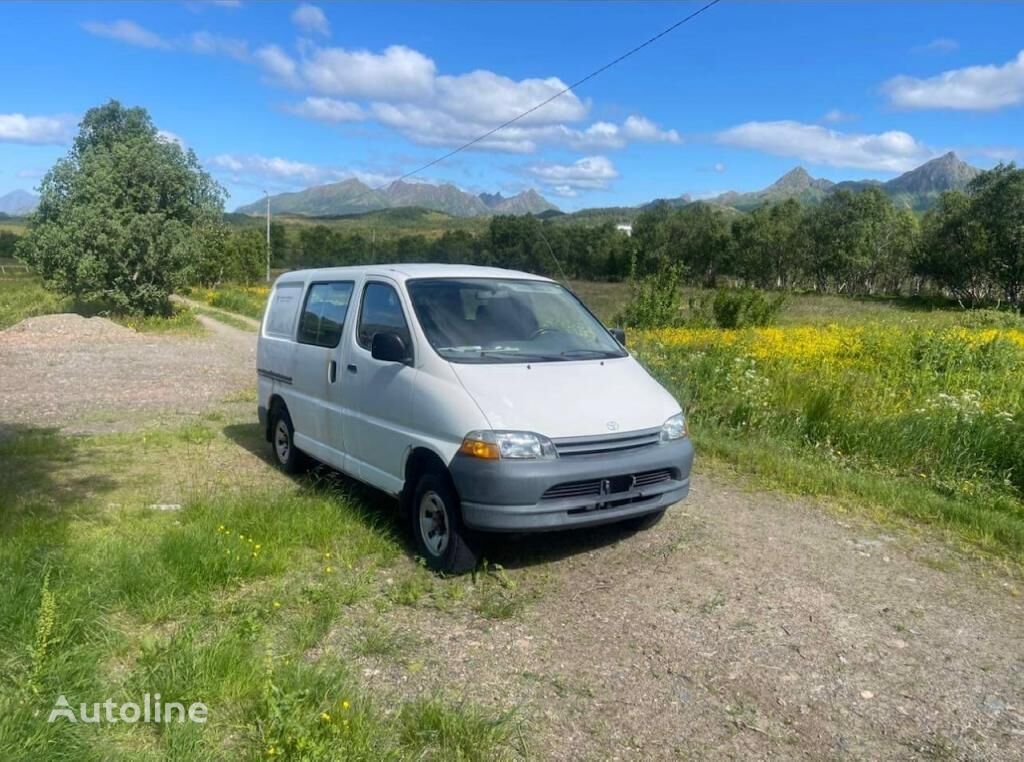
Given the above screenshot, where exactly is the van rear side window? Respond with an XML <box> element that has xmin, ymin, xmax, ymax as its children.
<box><xmin>265</xmin><ymin>282</ymin><xmax>303</xmax><ymax>339</ymax></box>
<box><xmin>298</xmin><ymin>281</ymin><xmax>354</xmax><ymax>348</ymax></box>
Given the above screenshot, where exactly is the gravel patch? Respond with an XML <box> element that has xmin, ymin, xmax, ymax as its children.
<box><xmin>324</xmin><ymin>476</ymin><xmax>1024</xmax><ymax>760</ymax></box>
<box><xmin>0</xmin><ymin>313</ymin><xmax>255</xmax><ymax>434</ymax></box>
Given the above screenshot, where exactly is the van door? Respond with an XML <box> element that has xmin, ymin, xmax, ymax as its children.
<box><xmin>338</xmin><ymin>279</ymin><xmax>417</xmax><ymax>493</ymax></box>
<box><xmin>290</xmin><ymin>280</ymin><xmax>354</xmax><ymax>466</ymax></box>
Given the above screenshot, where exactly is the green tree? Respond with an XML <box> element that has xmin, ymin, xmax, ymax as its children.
<box><xmin>17</xmin><ymin>100</ymin><xmax>225</xmax><ymax>314</ymax></box>
<box><xmin>968</xmin><ymin>163</ymin><xmax>1024</xmax><ymax>308</ymax></box>
<box><xmin>731</xmin><ymin>199</ymin><xmax>807</xmax><ymax>288</ymax></box>
<box><xmin>917</xmin><ymin>191</ymin><xmax>990</xmax><ymax>306</ymax></box>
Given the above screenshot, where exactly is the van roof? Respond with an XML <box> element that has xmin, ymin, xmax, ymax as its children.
<box><xmin>273</xmin><ymin>263</ymin><xmax>554</xmax><ymax>286</ymax></box>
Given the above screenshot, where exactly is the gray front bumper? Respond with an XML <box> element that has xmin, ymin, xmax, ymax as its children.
<box><xmin>450</xmin><ymin>437</ymin><xmax>694</xmax><ymax>532</ymax></box>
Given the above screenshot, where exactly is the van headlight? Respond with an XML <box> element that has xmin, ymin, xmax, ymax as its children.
<box><xmin>660</xmin><ymin>413</ymin><xmax>687</xmax><ymax>441</ymax></box>
<box><xmin>459</xmin><ymin>430</ymin><xmax>558</xmax><ymax>460</ymax></box>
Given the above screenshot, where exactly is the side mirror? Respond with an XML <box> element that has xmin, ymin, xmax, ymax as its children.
<box><xmin>371</xmin><ymin>331</ymin><xmax>409</xmax><ymax>363</ymax></box>
<box><xmin>610</xmin><ymin>327</ymin><xmax>627</xmax><ymax>347</ymax></box>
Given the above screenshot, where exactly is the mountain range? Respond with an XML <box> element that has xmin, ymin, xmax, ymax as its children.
<box><xmin>0</xmin><ymin>189</ymin><xmax>39</xmax><ymax>216</ymax></box>
<box><xmin>235</xmin><ymin>179</ymin><xmax>559</xmax><ymax>218</ymax></box>
<box><xmin>702</xmin><ymin>152</ymin><xmax>981</xmax><ymax>213</ymax></box>
<box><xmin>0</xmin><ymin>152</ymin><xmax>986</xmax><ymax>223</ymax></box>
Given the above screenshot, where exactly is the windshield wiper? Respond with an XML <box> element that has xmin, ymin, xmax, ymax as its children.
<box><xmin>560</xmin><ymin>348</ymin><xmax>622</xmax><ymax>359</ymax></box>
<box><xmin>477</xmin><ymin>349</ymin><xmax>565</xmax><ymax>362</ymax></box>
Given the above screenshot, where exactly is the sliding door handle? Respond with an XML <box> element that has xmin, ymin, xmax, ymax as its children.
<box><xmin>328</xmin><ymin>360</ymin><xmax>337</xmax><ymax>383</ymax></box>
<box><xmin>346</xmin><ymin>364</ymin><xmax>358</xmax><ymax>374</ymax></box>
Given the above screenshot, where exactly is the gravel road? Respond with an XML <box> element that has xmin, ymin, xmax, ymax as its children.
<box><xmin>0</xmin><ymin>313</ymin><xmax>255</xmax><ymax>434</ymax></box>
<box><xmin>337</xmin><ymin>477</ymin><xmax>1023</xmax><ymax>759</ymax></box>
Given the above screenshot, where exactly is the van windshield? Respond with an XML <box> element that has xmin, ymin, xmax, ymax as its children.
<box><xmin>407</xmin><ymin>278</ymin><xmax>626</xmax><ymax>364</ymax></box>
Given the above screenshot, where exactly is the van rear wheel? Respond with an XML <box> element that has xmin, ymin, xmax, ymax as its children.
<box><xmin>411</xmin><ymin>472</ymin><xmax>479</xmax><ymax>574</ymax></box>
<box><xmin>270</xmin><ymin>406</ymin><xmax>306</xmax><ymax>474</ymax></box>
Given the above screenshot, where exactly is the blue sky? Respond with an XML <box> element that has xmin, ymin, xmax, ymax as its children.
<box><xmin>1</xmin><ymin>1</ymin><xmax>1022</xmax><ymax>211</ymax></box>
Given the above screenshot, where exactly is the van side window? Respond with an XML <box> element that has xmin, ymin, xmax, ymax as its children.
<box><xmin>265</xmin><ymin>282</ymin><xmax>303</xmax><ymax>339</ymax></box>
<box><xmin>298</xmin><ymin>281</ymin><xmax>354</xmax><ymax>348</ymax></box>
<box><xmin>358</xmin><ymin>282</ymin><xmax>412</xmax><ymax>358</ymax></box>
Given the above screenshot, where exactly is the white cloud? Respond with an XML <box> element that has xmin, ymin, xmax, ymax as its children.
<box><xmin>526</xmin><ymin>155</ymin><xmax>618</xmax><ymax>191</ymax></box>
<box><xmin>81</xmin><ymin>20</ymin><xmax>171</xmax><ymax>50</ymax></box>
<box><xmin>622</xmin><ymin>115</ymin><xmax>681</xmax><ymax>143</ymax></box>
<box><xmin>301</xmin><ymin>45</ymin><xmax>436</xmax><ymax>100</ymax></box>
<box><xmin>292</xmin><ymin>4</ymin><xmax>330</xmax><ymax>37</ymax></box>
<box><xmin>255</xmin><ymin>44</ymin><xmax>299</xmax><ymax>85</ymax></box>
<box><xmin>822</xmin><ymin>108</ymin><xmax>857</xmax><ymax>123</ymax></box>
<box><xmin>435</xmin><ymin>70</ymin><xmax>585</xmax><ymax>125</ymax></box>
<box><xmin>286</xmin><ymin>97</ymin><xmax>365</xmax><ymax>123</ymax></box>
<box><xmin>80</xmin><ymin>22</ymin><xmax>679</xmax><ymax>161</ymax></box>
<box><xmin>713</xmin><ymin>162</ymin><xmax>726</xmax><ymax>173</ymax></box>
<box><xmin>565</xmin><ymin>116</ymin><xmax>679</xmax><ymax>150</ymax></box>
<box><xmin>916</xmin><ymin>37</ymin><xmax>959</xmax><ymax>55</ymax></box>
<box><xmin>370</xmin><ymin>102</ymin><xmax>539</xmax><ymax>153</ymax></box>
<box><xmin>208</xmin><ymin>152</ymin><xmax>393</xmax><ymax>189</ymax></box>
<box><xmin>190</xmin><ymin>31</ymin><xmax>249</xmax><ymax>61</ymax></box>
<box><xmin>549</xmin><ymin>185</ymin><xmax>578</xmax><ymax>198</ymax></box>
<box><xmin>0</xmin><ymin>113</ymin><xmax>70</xmax><ymax>145</ymax></box>
<box><xmin>16</xmin><ymin>168</ymin><xmax>44</xmax><ymax>179</ymax></box>
<box><xmin>715</xmin><ymin>120</ymin><xmax>933</xmax><ymax>172</ymax></box>
<box><xmin>884</xmin><ymin>50</ymin><xmax>1024</xmax><ymax>111</ymax></box>
<box><xmin>209</xmin><ymin>153</ymin><xmax>330</xmax><ymax>183</ymax></box>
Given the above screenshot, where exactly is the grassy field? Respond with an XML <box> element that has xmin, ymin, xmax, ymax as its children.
<box><xmin>0</xmin><ymin>413</ymin><xmax>526</xmax><ymax>760</ymax></box>
<box><xmin>0</xmin><ymin>274</ymin><xmax>202</xmax><ymax>334</ymax></box>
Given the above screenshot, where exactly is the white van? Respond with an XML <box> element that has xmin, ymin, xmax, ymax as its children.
<box><xmin>257</xmin><ymin>264</ymin><xmax>694</xmax><ymax>572</ymax></box>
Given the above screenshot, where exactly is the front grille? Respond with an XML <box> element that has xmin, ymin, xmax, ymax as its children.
<box><xmin>541</xmin><ymin>467</ymin><xmax>675</xmax><ymax>501</ymax></box>
<box><xmin>551</xmin><ymin>427</ymin><xmax>661</xmax><ymax>458</ymax></box>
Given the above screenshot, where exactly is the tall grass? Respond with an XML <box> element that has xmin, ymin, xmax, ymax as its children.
<box><xmin>636</xmin><ymin>322</ymin><xmax>1024</xmax><ymax>560</ymax></box>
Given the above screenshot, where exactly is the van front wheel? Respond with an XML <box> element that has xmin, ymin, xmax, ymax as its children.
<box><xmin>412</xmin><ymin>473</ymin><xmax>479</xmax><ymax>574</ymax></box>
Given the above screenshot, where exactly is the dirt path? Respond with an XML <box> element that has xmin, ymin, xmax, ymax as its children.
<box><xmin>0</xmin><ymin>312</ymin><xmax>255</xmax><ymax>434</ymax></box>
<box><xmin>2</xmin><ymin>308</ymin><xmax>1022</xmax><ymax>758</ymax></box>
<box><xmin>171</xmin><ymin>294</ymin><xmax>262</xmax><ymax>330</ymax></box>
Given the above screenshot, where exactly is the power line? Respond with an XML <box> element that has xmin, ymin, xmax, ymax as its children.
<box><xmin>322</xmin><ymin>0</ymin><xmax>724</xmax><ymax>209</ymax></box>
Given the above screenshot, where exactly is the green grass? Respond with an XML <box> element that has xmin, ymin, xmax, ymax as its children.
<box><xmin>193</xmin><ymin>306</ymin><xmax>257</xmax><ymax>332</ymax></box>
<box><xmin>0</xmin><ymin>273</ymin><xmax>64</xmax><ymax>329</ymax></box>
<box><xmin>1</xmin><ymin>274</ymin><xmax>203</xmax><ymax>335</ymax></box>
<box><xmin>0</xmin><ymin>417</ymin><xmax>526</xmax><ymax>759</ymax></box>
<box><xmin>187</xmin><ymin>285</ymin><xmax>268</xmax><ymax>321</ymax></box>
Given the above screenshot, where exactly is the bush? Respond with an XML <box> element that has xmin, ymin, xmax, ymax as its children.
<box><xmin>690</xmin><ymin>288</ymin><xmax>788</xmax><ymax>329</ymax></box>
<box><xmin>613</xmin><ymin>259</ymin><xmax>684</xmax><ymax>328</ymax></box>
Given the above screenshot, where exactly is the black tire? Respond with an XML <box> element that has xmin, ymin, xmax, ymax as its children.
<box><xmin>621</xmin><ymin>508</ymin><xmax>666</xmax><ymax>532</ymax></box>
<box><xmin>411</xmin><ymin>472</ymin><xmax>479</xmax><ymax>574</ymax></box>
<box><xmin>269</xmin><ymin>405</ymin><xmax>307</xmax><ymax>474</ymax></box>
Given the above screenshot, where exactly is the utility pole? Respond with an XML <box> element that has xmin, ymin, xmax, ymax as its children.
<box><xmin>264</xmin><ymin>190</ymin><xmax>271</xmax><ymax>283</ymax></box>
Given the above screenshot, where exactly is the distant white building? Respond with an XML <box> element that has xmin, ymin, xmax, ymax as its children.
<box><xmin>615</xmin><ymin>223</ymin><xmax>633</xmax><ymax>236</ymax></box>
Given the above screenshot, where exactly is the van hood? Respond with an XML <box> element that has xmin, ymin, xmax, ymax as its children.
<box><xmin>449</xmin><ymin>357</ymin><xmax>680</xmax><ymax>439</ymax></box>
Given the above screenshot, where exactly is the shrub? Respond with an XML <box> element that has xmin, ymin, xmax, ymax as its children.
<box><xmin>613</xmin><ymin>259</ymin><xmax>684</xmax><ymax>328</ymax></box>
<box><xmin>689</xmin><ymin>288</ymin><xmax>788</xmax><ymax>328</ymax></box>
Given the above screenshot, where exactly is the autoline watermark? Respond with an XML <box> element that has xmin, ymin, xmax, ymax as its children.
<box><xmin>48</xmin><ymin>694</ymin><xmax>208</xmax><ymax>724</ymax></box>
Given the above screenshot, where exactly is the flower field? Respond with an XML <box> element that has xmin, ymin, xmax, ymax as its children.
<box><xmin>636</xmin><ymin>321</ymin><xmax>1024</xmax><ymax>560</ymax></box>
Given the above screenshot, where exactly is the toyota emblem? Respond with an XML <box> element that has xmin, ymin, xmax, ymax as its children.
<box><xmin>606</xmin><ymin>421</ymin><xmax>620</xmax><ymax>431</ymax></box>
